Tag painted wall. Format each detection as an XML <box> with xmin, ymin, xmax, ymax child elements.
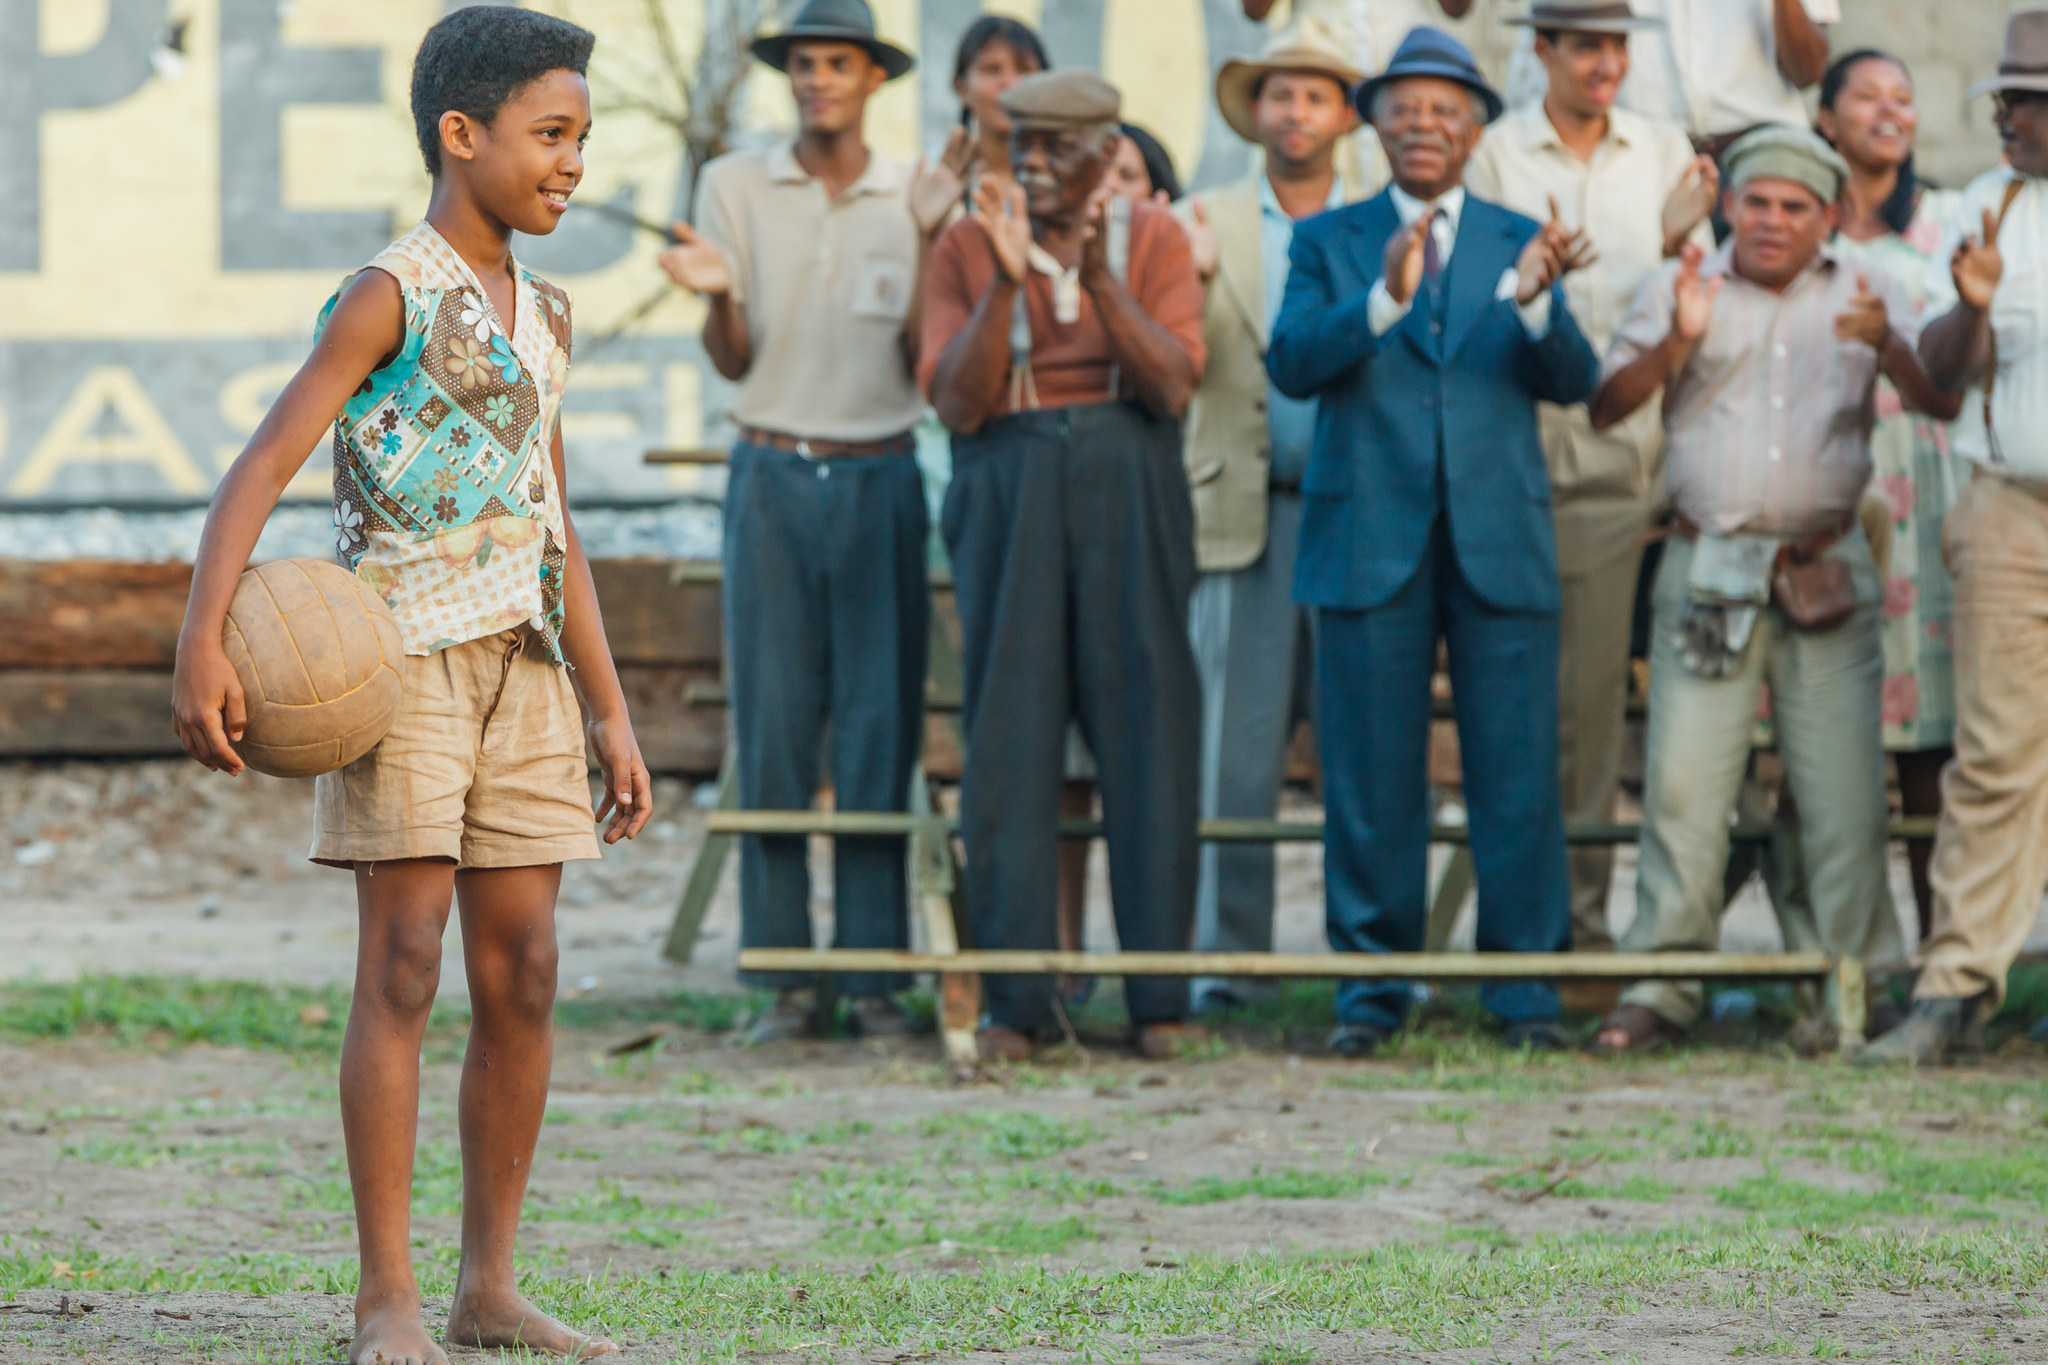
<box><xmin>0</xmin><ymin>0</ymin><xmax>2004</xmax><ymax>509</ymax></box>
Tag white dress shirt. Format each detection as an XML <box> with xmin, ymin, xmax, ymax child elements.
<box><xmin>1365</xmin><ymin>183</ymin><xmax>1553</xmax><ymax>338</ymax></box>
<box><xmin>1924</xmin><ymin>168</ymin><xmax>2048</xmax><ymax>481</ymax></box>
<box><xmin>1501</xmin><ymin>0</ymin><xmax>1840</xmax><ymax>141</ymax></box>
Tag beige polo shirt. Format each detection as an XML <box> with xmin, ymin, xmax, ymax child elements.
<box><xmin>694</xmin><ymin>141</ymin><xmax>926</xmax><ymax>441</ymax></box>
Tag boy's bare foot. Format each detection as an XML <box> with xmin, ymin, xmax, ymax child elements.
<box><xmin>350</xmin><ymin>1301</ymin><xmax>448</xmax><ymax>1365</ymax></box>
<box><xmin>447</xmin><ymin>1289</ymin><xmax>618</xmax><ymax>1359</ymax></box>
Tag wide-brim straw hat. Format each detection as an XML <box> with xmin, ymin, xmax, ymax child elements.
<box><xmin>750</xmin><ymin>0</ymin><xmax>915</xmax><ymax>82</ymax></box>
<box><xmin>1353</xmin><ymin>26</ymin><xmax>1504</xmax><ymax>125</ymax></box>
<box><xmin>1503</xmin><ymin>0</ymin><xmax>1664</xmax><ymax>33</ymax></box>
<box><xmin>1215</xmin><ymin>19</ymin><xmax>1366</xmax><ymax>145</ymax></box>
<box><xmin>1967</xmin><ymin>5</ymin><xmax>2048</xmax><ymax>98</ymax></box>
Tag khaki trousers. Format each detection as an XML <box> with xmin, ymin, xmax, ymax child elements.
<box><xmin>1622</xmin><ymin>528</ymin><xmax>1903</xmax><ymax>1027</ymax></box>
<box><xmin>1555</xmin><ymin>504</ymin><xmax>1651</xmax><ymax>953</ymax></box>
<box><xmin>1917</xmin><ymin>470</ymin><xmax>2048</xmax><ymax>1004</ymax></box>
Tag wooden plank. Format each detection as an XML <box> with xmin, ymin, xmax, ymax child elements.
<box><xmin>585</xmin><ymin>559</ymin><xmax>723</xmax><ymax>667</ymax></box>
<box><xmin>0</xmin><ymin>561</ymin><xmax>194</xmax><ymax>669</ymax></box>
<box><xmin>612</xmin><ymin>666</ymin><xmax>726</xmax><ymax>773</ymax></box>
<box><xmin>0</xmin><ymin>671</ymin><xmax>182</xmax><ymax>756</ymax></box>
<box><xmin>739</xmin><ymin>947</ymin><xmax>1837</xmax><ymax>979</ymax></box>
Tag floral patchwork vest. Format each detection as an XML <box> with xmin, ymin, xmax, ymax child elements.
<box><xmin>321</xmin><ymin>222</ymin><xmax>572</xmax><ymax>662</ymax></box>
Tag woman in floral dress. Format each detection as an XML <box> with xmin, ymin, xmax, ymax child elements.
<box><xmin>1817</xmin><ymin>50</ymin><xmax>1965</xmax><ymax>939</ymax></box>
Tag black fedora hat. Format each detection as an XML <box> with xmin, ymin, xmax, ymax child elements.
<box><xmin>1353</xmin><ymin>26</ymin><xmax>1504</xmax><ymax>124</ymax></box>
<box><xmin>751</xmin><ymin>0</ymin><xmax>916</xmax><ymax>82</ymax></box>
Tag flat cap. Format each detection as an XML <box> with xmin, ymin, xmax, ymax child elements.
<box><xmin>1001</xmin><ymin>69</ymin><xmax>1121</xmax><ymax>129</ymax></box>
<box><xmin>1722</xmin><ymin>124</ymin><xmax>1849</xmax><ymax>205</ymax></box>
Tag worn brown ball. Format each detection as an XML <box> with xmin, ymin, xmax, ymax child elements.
<box><xmin>222</xmin><ymin>559</ymin><xmax>404</xmax><ymax>779</ymax></box>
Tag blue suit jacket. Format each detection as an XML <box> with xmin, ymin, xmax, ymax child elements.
<box><xmin>1266</xmin><ymin>191</ymin><xmax>1600</xmax><ymax>614</ymax></box>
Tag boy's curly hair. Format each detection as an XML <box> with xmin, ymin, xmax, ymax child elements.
<box><xmin>411</xmin><ymin>6</ymin><xmax>595</xmax><ymax>178</ymax></box>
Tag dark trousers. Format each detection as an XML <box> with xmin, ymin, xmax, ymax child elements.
<box><xmin>1316</xmin><ymin>515</ymin><xmax>1570</xmax><ymax>1030</ymax></box>
<box><xmin>943</xmin><ymin>402</ymin><xmax>1202</xmax><ymax>1031</ymax></box>
<box><xmin>723</xmin><ymin>443</ymin><xmax>929</xmax><ymax>997</ymax></box>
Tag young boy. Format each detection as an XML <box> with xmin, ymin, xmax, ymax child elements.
<box><xmin>171</xmin><ymin>10</ymin><xmax>643</xmax><ymax>1362</ymax></box>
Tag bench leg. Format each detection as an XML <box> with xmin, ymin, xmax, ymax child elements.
<box><xmin>663</xmin><ymin>750</ymin><xmax>738</xmax><ymax>963</ymax></box>
<box><xmin>1829</xmin><ymin>957</ymin><xmax>1867</xmax><ymax>1056</ymax></box>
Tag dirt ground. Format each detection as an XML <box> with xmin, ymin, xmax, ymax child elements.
<box><xmin>6</xmin><ymin>759</ymin><xmax>2048</xmax><ymax>1362</ymax></box>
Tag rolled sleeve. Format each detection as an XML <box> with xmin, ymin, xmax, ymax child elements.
<box><xmin>1602</xmin><ymin>265</ymin><xmax>1679</xmax><ymax>383</ymax></box>
<box><xmin>1129</xmin><ymin>205</ymin><xmax>1208</xmax><ymax>375</ymax></box>
<box><xmin>693</xmin><ymin>163</ymin><xmax>749</xmax><ymax>307</ymax></box>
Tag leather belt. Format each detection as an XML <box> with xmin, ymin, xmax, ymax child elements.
<box><xmin>1670</xmin><ymin>510</ymin><xmax>1855</xmax><ymax>557</ymax></box>
<box><xmin>738</xmin><ymin>425</ymin><xmax>917</xmax><ymax>458</ymax></box>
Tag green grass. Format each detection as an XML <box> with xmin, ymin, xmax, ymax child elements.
<box><xmin>0</xmin><ymin>977</ymin><xmax>358</xmax><ymax>1054</ymax></box>
<box><xmin>1150</xmin><ymin>1167</ymin><xmax>1390</xmax><ymax>1205</ymax></box>
<box><xmin>915</xmin><ymin>1110</ymin><xmax>1101</xmax><ymax>1160</ymax></box>
<box><xmin>8</xmin><ymin>1227</ymin><xmax>2048</xmax><ymax>1357</ymax></box>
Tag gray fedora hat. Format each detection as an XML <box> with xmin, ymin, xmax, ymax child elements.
<box><xmin>1353</xmin><ymin>26</ymin><xmax>1504</xmax><ymax>124</ymax></box>
<box><xmin>1967</xmin><ymin>5</ymin><xmax>2048</xmax><ymax>98</ymax></box>
<box><xmin>751</xmin><ymin>0</ymin><xmax>916</xmax><ymax>82</ymax></box>
<box><xmin>1505</xmin><ymin>0</ymin><xmax>1664</xmax><ymax>33</ymax></box>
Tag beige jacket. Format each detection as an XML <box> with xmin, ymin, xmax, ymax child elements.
<box><xmin>1179</xmin><ymin>171</ymin><xmax>1365</xmax><ymax>573</ymax></box>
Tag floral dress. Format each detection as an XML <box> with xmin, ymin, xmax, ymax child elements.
<box><xmin>1831</xmin><ymin>188</ymin><xmax>1965</xmax><ymax>751</ymax></box>
<box><xmin>320</xmin><ymin>222</ymin><xmax>574</xmax><ymax>661</ymax></box>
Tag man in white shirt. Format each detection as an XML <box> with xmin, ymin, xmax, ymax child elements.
<box><xmin>1466</xmin><ymin>0</ymin><xmax>1715</xmax><ymax>992</ymax></box>
<box><xmin>1864</xmin><ymin>9</ymin><xmax>2048</xmax><ymax>1065</ymax></box>
<box><xmin>1503</xmin><ymin>0</ymin><xmax>1835</xmax><ymax>157</ymax></box>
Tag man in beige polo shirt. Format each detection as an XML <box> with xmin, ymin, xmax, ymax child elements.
<box><xmin>1465</xmin><ymin>0</ymin><xmax>1715</xmax><ymax>996</ymax></box>
<box><xmin>657</xmin><ymin>0</ymin><xmax>931</xmax><ymax>1045</ymax></box>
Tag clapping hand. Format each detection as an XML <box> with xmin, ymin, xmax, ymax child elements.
<box><xmin>1515</xmin><ymin>195</ymin><xmax>1597</xmax><ymax>306</ymax></box>
<box><xmin>657</xmin><ymin>223</ymin><xmax>733</xmax><ymax>298</ymax></box>
<box><xmin>1834</xmin><ymin>270</ymin><xmax>1892</xmax><ymax>348</ymax></box>
<box><xmin>910</xmin><ymin>125</ymin><xmax>978</xmax><ymax>239</ymax></box>
<box><xmin>1382</xmin><ymin>215</ymin><xmax>1430</xmax><ymax>306</ymax></box>
<box><xmin>1660</xmin><ymin>154</ymin><xmax>1720</xmax><ymax>252</ymax></box>
<box><xmin>1671</xmin><ymin>241</ymin><xmax>1723</xmax><ymax>341</ymax></box>
<box><xmin>1181</xmin><ymin>197</ymin><xmax>1220</xmax><ymax>283</ymax></box>
<box><xmin>971</xmin><ymin>177</ymin><xmax>1032</xmax><ymax>284</ymax></box>
<box><xmin>1952</xmin><ymin>205</ymin><xmax>2005</xmax><ymax>311</ymax></box>
<box><xmin>1077</xmin><ymin>181</ymin><xmax>1120</xmax><ymax>286</ymax></box>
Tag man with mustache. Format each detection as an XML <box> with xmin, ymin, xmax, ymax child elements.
<box><xmin>657</xmin><ymin>0</ymin><xmax>931</xmax><ymax>1045</ymax></box>
<box><xmin>1863</xmin><ymin>9</ymin><xmax>2048</xmax><ymax>1064</ymax></box>
<box><xmin>1266</xmin><ymin>28</ymin><xmax>1600</xmax><ymax>1056</ymax></box>
<box><xmin>1589</xmin><ymin>126</ymin><xmax>1944</xmax><ymax>1053</ymax></box>
<box><xmin>1174</xmin><ymin>21</ymin><xmax>1367</xmax><ymax>1018</ymax></box>
<box><xmin>921</xmin><ymin>70</ymin><xmax>1209</xmax><ymax>1063</ymax></box>
<box><xmin>1465</xmin><ymin>0</ymin><xmax>1716</xmax><ymax>1005</ymax></box>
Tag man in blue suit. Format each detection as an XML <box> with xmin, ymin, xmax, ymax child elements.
<box><xmin>1267</xmin><ymin>27</ymin><xmax>1601</xmax><ymax>1056</ymax></box>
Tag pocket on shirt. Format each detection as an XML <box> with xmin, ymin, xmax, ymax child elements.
<box><xmin>851</xmin><ymin>254</ymin><xmax>914</xmax><ymax>323</ymax></box>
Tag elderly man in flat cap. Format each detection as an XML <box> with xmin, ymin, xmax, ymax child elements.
<box><xmin>1864</xmin><ymin>8</ymin><xmax>2048</xmax><ymax>1065</ymax></box>
<box><xmin>1590</xmin><ymin>125</ymin><xmax>1948</xmax><ymax>1053</ymax></box>
<box><xmin>1267</xmin><ymin>27</ymin><xmax>1601</xmax><ymax>1057</ymax></box>
<box><xmin>920</xmin><ymin>69</ymin><xmax>1210</xmax><ymax>1063</ymax></box>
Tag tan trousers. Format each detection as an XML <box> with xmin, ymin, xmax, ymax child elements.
<box><xmin>1556</xmin><ymin>516</ymin><xmax>1649</xmax><ymax>952</ymax></box>
<box><xmin>1917</xmin><ymin>470</ymin><xmax>2048</xmax><ymax>1004</ymax></box>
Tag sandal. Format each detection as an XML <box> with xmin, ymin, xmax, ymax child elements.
<box><xmin>1589</xmin><ymin>1004</ymin><xmax>1684</xmax><ymax>1056</ymax></box>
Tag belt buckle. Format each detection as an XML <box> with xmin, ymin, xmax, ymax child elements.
<box><xmin>795</xmin><ymin>439</ymin><xmax>814</xmax><ymax>459</ymax></box>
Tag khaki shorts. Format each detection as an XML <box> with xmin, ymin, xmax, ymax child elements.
<box><xmin>311</xmin><ymin>629</ymin><xmax>601</xmax><ymax>869</ymax></box>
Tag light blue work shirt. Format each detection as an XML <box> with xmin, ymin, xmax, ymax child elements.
<box><xmin>1261</xmin><ymin>173</ymin><xmax>1345</xmax><ymax>485</ymax></box>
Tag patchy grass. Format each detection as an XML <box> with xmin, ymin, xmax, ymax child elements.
<box><xmin>0</xmin><ymin>976</ymin><xmax>359</xmax><ymax>1054</ymax></box>
<box><xmin>915</xmin><ymin>1110</ymin><xmax>1101</xmax><ymax>1160</ymax></box>
<box><xmin>1149</xmin><ymin>1167</ymin><xmax>1390</xmax><ymax>1205</ymax></box>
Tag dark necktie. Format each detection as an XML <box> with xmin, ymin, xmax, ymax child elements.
<box><xmin>1421</xmin><ymin>208</ymin><xmax>1446</xmax><ymax>285</ymax></box>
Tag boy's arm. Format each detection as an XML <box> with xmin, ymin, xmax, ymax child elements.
<box><xmin>171</xmin><ymin>269</ymin><xmax>405</xmax><ymax>774</ymax></box>
<box><xmin>549</xmin><ymin>425</ymin><xmax>653</xmax><ymax>845</ymax></box>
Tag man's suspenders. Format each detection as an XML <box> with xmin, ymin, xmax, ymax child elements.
<box><xmin>1006</xmin><ymin>194</ymin><xmax>1133</xmax><ymax>413</ymax></box>
<box><xmin>1984</xmin><ymin>176</ymin><xmax>2025</xmax><ymax>464</ymax></box>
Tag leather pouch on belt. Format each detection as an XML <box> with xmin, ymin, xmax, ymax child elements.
<box><xmin>1772</xmin><ymin>551</ymin><xmax>1855</xmax><ymax>630</ymax></box>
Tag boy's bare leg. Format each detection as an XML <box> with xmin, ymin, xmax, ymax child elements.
<box><xmin>342</xmin><ymin>859</ymin><xmax>458</xmax><ymax>1365</ymax></box>
<box><xmin>444</xmin><ymin>863</ymin><xmax>618</xmax><ymax>1358</ymax></box>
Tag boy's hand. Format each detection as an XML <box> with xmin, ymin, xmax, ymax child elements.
<box><xmin>658</xmin><ymin>224</ymin><xmax>733</xmax><ymax>299</ymax></box>
<box><xmin>172</xmin><ymin>641</ymin><xmax>248</xmax><ymax>776</ymax></box>
<box><xmin>588</xmin><ymin>714</ymin><xmax>652</xmax><ymax>844</ymax></box>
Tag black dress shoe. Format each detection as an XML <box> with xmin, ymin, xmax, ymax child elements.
<box><xmin>1504</xmin><ymin>1019</ymin><xmax>1568</xmax><ymax>1051</ymax></box>
<box><xmin>1327</xmin><ymin>1022</ymin><xmax>1389</xmax><ymax>1058</ymax></box>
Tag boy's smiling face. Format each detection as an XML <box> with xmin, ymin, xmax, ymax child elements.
<box><xmin>437</xmin><ymin>68</ymin><xmax>592</xmax><ymax>237</ymax></box>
